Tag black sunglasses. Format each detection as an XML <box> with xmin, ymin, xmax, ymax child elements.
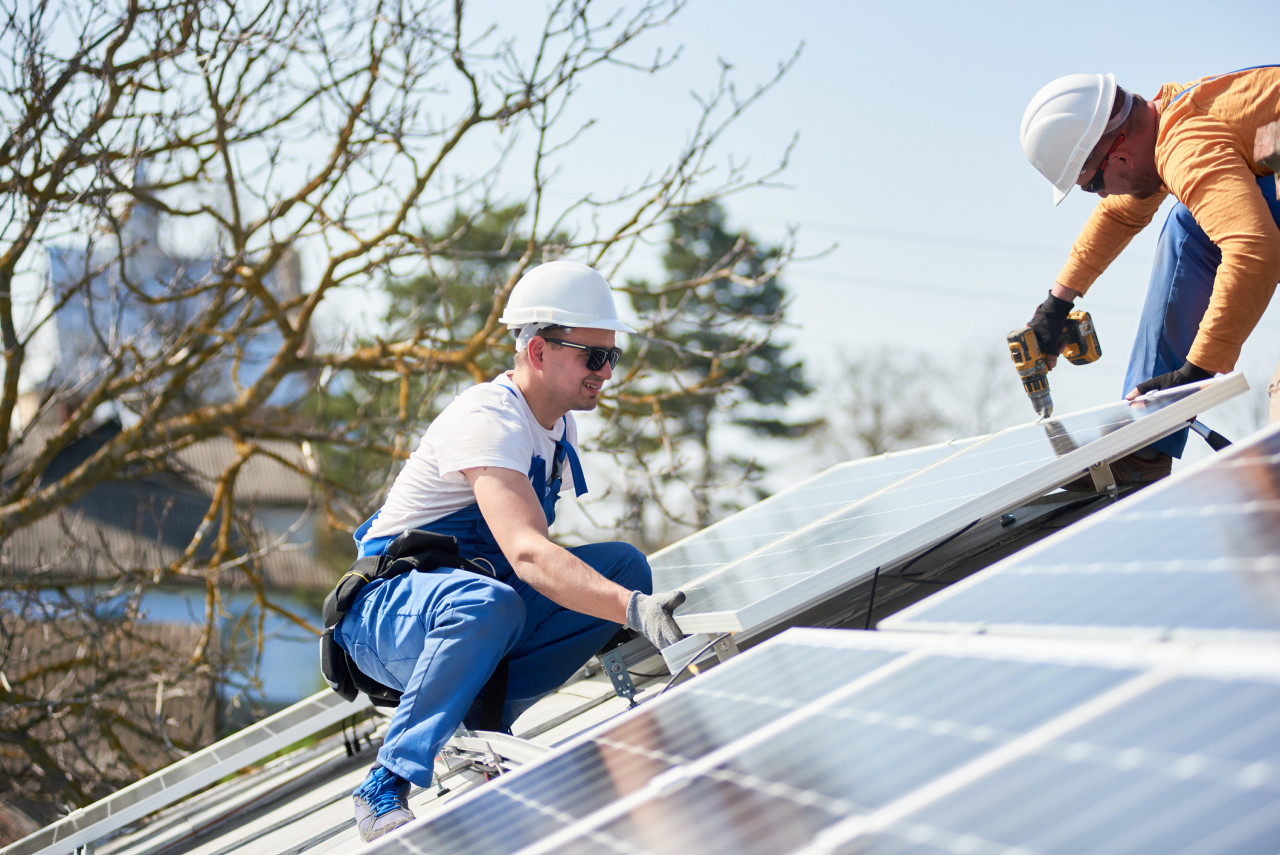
<box><xmin>1082</xmin><ymin>132</ymin><xmax>1124</xmax><ymax>195</ymax></box>
<box><xmin>540</xmin><ymin>337</ymin><xmax>622</xmax><ymax>372</ymax></box>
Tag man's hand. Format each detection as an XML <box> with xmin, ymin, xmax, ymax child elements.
<box><xmin>626</xmin><ymin>590</ymin><xmax>686</xmax><ymax>650</ymax></box>
<box><xmin>1125</xmin><ymin>361</ymin><xmax>1214</xmax><ymax>400</ymax></box>
<box><xmin>1028</xmin><ymin>290</ymin><xmax>1074</xmax><ymax>367</ymax></box>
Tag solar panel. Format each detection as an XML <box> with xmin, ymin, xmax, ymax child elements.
<box><xmin>6</xmin><ymin>690</ymin><xmax>373</xmax><ymax>855</ymax></box>
<box><xmin>369</xmin><ymin>627</ymin><xmax>1280</xmax><ymax>855</ymax></box>
<box><xmin>834</xmin><ymin>672</ymin><xmax>1280</xmax><ymax>854</ymax></box>
<box><xmin>667</xmin><ymin>374</ymin><xmax>1247</xmax><ymax>637</ymax></box>
<box><xmin>647</xmin><ymin>439</ymin><xmax>977</xmax><ymax>594</ymax></box>
<box><xmin>882</xmin><ymin>419</ymin><xmax>1280</xmax><ymax>642</ymax></box>
<box><xmin>381</xmin><ymin>640</ymin><xmax>907</xmax><ymax>855</ymax></box>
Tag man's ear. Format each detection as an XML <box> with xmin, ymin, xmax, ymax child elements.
<box><xmin>527</xmin><ymin>335</ymin><xmax>547</xmax><ymax>369</ymax></box>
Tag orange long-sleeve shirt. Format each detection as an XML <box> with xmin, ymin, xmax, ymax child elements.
<box><xmin>1056</xmin><ymin>67</ymin><xmax>1280</xmax><ymax>374</ymax></box>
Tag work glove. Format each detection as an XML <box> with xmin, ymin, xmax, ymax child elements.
<box><xmin>626</xmin><ymin>590</ymin><xmax>686</xmax><ymax>650</ymax></box>
<box><xmin>1028</xmin><ymin>290</ymin><xmax>1074</xmax><ymax>356</ymax></box>
<box><xmin>1130</xmin><ymin>360</ymin><xmax>1214</xmax><ymax>397</ymax></box>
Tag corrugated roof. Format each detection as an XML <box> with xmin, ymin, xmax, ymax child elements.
<box><xmin>172</xmin><ymin>437</ymin><xmax>316</xmax><ymax>506</ymax></box>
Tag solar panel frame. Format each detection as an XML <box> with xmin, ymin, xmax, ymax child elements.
<box><xmin>881</xmin><ymin>417</ymin><xmax>1280</xmax><ymax>643</ymax></box>
<box><xmin>666</xmin><ymin>373</ymin><xmax>1248</xmax><ymax>639</ymax></box>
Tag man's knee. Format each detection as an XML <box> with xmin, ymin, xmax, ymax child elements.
<box><xmin>571</xmin><ymin>542</ymin><xmax>652</xmax><ymax>594</ymax></box>
<box><xmin>438</xmin><ymin>575</ymin><xmax>526</xmax><ymax>643</ymax></box>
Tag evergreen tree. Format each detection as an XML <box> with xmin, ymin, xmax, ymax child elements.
<box><xmin>616</xmin><ymin>202</ymin><xmax>814</xmax><ymax>541</ymax></box>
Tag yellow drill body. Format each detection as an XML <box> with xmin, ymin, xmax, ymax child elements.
<box><xmin>1060</xmin><ymin>310</ymin><xmax>1102</xmax><ymax>365</ymax></box>
<box><xmin>1007</xmin><ymin>310</ymin><xmax>1101</xmax><ymax>419</ymax></box>
<box><xmin>1007</xmin><ymin>327</ymin><xmax>1053</xmax><ymax>418</ymax></box>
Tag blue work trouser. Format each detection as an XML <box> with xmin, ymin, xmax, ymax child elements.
<box><xmin>334</xmin><ymin>541</ymin><xmax>650</xmax><ymax>786</ymax></box>
<box><xmin>1125</xmin><ymin>174</ymin><xmax>1280</xmax><ymax>458</ymax></box>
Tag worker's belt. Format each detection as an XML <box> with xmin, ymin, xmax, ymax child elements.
<box><xmin>319</xmin><ymin>529</ymin><xmax>508</xmax><ymax>726</ymax></box>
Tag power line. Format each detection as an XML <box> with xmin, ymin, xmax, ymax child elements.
<box><xmin>781</xmin><ymin>268</ymin><xmax>1280</xmax><ymax>333</ymax></box>
<box><xmin>747</xmin><ymin>214</ymin><xmax>1073</xmax><ymax>258</ymax></box>
<box><xmin>783</xmin><ymin>269</ymin><xmax>1143</xmax><ymax>316</ymax></box>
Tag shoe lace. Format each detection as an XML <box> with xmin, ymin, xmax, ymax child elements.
<box><xmin>365</xmin><ymin>770</ymin><xmax>408</xmax><ymax>816</ymax></box>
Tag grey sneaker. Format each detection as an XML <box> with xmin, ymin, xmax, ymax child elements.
<box><xmin>352</xmin><ymin>766</ymin><xmax>414</xmax><ymax>843</ymax></box>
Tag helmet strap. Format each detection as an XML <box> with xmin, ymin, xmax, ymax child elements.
<box><xmin>514</xmin><ymin>323</ymin><xmax>546</xmax><ymax>352</ymax></box>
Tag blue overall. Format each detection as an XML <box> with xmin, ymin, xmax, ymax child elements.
<box><xmin>335</xmin><ymin>423</ymin><xmax>651</xmax><ymax>787</ymax></box>
<box><xmin>1124</xmin><ymin>67</ymin><xmax>1280</xmax><ymax>458</ymax></box>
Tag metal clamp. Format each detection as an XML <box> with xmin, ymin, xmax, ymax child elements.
<box><xmin>599</xmin><ymin>648</ymin><xmax>637</xmax><ymax>705</ymax></box>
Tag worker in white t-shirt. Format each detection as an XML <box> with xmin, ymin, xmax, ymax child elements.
<box><xmin>334</xmin><ymin>260</ymin><xmax>685</xmax><ymax>842</ymax></box>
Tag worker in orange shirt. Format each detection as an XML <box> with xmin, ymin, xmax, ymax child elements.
<box><xmin>1020</xmin><ymin>66</ymin><xmax>1280</xmax><ymax>483</ymax></box>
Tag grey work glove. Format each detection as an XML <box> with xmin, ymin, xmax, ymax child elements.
<box><xmin>626</xmin><ymin>590</ymin><xmax>686</xmax><ymax>650</ymax></box>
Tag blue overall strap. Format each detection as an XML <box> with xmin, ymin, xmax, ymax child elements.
<box><xmin>555</xmin><ymin>416</ymin><xmax>588</xmax><ymax>498</ymax></box>
<box><xmin>1172</xmin><ymin>65</ymin><xmax>1280</xmax><ymax>103</ymax></box>
<box><xmin>528</xmin><ymin>455</ymin><xmax>560</xmax><ymax>527</ymax></box>
<box><xmin>495</xmin><ymin>381</ymin><xmax>587</xmax><ymax>498</ymax></box>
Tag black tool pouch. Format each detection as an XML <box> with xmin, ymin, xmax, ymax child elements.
<box><xmin>318</xmin><ymin>530</ymin><xmax>495</xmax><ymax>708</ymax></box>
<box><xmin>319</xmin><ymin>627</ymin><xmax>358</xmax><ymax>703</ymax></box>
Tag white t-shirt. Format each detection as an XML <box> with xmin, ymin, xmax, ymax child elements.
<box><xmin>362</xmin><ymin>373</ymin><xmax>578</xmax><ymax>541</ymax></box>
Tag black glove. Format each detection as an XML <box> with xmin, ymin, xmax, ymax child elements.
<box><xmin>1133</xmin><ymin>361</ymin><xmax>1214</xmax><ymax>396</ymax></box>
<box><xmin>1028</xmin><ymin>290</ymin><xmax>1074</xmax><ymax>355</ymax></box>
<box><xmin>626</xmin><ymin>590</ymin><xmax>686</xmax><ymax>650</ymax></box>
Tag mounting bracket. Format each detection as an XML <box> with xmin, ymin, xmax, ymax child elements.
<box><xmin>710</xmin><ymin>633</ymin><xmax>740</xmax><ymax>663</ymax></box>
<box><xmin>1088</xmin><ymin>459</ymin><xmax>1118</xmax><ymax>494</ymax></box>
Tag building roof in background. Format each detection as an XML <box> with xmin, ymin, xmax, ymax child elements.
<box><xmin>4</xmin><ymin>421</ymin><xmax>327</xmax><ymax>592</ymax></box>
<box><xmin>171</xmin><ymin>436</ymin><xmax>316</xmax><ymax>506</ymax></box>
<box><xmin>3</xmin><ymin>479</ymin><xmax>326</xmax><ymax>591</ymax></box>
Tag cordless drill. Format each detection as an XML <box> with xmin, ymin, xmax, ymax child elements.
<box><xmin>1006</xmin><ymin>310</ymin><xmax>1102</xmax><ymax>419</ymax></box>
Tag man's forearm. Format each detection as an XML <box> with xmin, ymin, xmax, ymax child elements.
<box><xmin>466</xmin><ymin>466</ymin><xmax>636</xmax><ymax>624</ymax></box>
<box><xmin>511</xmin><ymin>542</ymin><xmax>631</xmax><ymax>623</ymax></box>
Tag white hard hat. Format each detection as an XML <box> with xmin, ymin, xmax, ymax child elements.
<box><xmin>1020</xmin><ymin>73</ymin><xmax>1118</xmax><ymax>205</ymax></box>
<box><xmin>499</xmin><ymin>260</ymin><xmax>636</xmax><ymax>333</ymax></box>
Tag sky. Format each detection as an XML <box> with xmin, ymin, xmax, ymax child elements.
<box><xmin>471</xmin><ymin>0</ymin><xmax>1280</xmax><ymax>472</ymax></box>
<box><xmin>16</xmin><ymin>0</ymin><xmax>1276</xmax><ymax>476</ymax></box>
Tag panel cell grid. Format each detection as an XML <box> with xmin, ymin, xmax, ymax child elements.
<box><xmin>861</xmin><ymin>676</ymin><xmax>1280</xmax><ymax>855</ymax></box>
<box><xmin>554</xmin><ymin>777</ymin><xmax>845</xmax><ymax>855</ymax></box>
<box><xmin>380</xmin><ymin>632</ymin><xmax>1235</xmax><ymax>855</ymax></box>
<box><xmin>391</xmin><ymin>642</ymin><xmax>904</xmax><ymax>855</ymax></box>
<box><xmin>712</xmin><ymin>655</ymin><xmax>1131</xmax><ymax>815</ymax></box>
<box><xmin>648</xmin><ymin>442</ymin><xmax>972</xmax><ymax>593</ymax></box>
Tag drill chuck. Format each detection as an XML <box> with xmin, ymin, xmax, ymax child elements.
<box><xmin>1027</xmin><ymin>388</ymin><xmax>1054</xmax><ymax>419</ymax></box>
